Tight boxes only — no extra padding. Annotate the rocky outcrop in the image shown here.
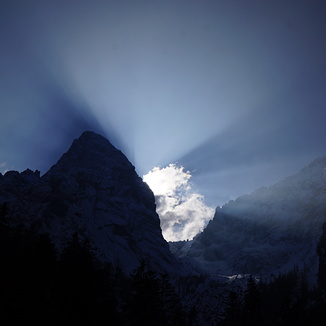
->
[176,157,326,279]
[0,131,179,274]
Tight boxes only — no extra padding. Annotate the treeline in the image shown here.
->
[2,202,326,325]
[0,221,189,325]
[221,269,326,326]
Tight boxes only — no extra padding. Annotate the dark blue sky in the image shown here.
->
[1,0,326,206]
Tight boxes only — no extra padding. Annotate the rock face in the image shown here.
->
[0,131,178,273]
[174,157,326,279]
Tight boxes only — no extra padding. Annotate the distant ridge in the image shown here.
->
[172,156,326,280]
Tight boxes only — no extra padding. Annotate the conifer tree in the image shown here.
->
[242,276,262,326]
[222,291,241,326]
[55,233,96,325]
[317,222,326,300]
[128,261,165,326]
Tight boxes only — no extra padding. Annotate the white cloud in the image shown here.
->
[143,164,214,242]
[0,162,6,174]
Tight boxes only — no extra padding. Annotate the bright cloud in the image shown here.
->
[0,162,7,174]
[143,164,215,242]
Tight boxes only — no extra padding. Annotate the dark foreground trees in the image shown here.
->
[0,218,186,325]
[220,269,326,326]
[1,205,326,326]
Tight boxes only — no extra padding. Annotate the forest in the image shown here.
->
[1,205,326,325]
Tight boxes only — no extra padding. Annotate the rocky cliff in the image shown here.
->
[0,131,178,274]
[172,157,326,279]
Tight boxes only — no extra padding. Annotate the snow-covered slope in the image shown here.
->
[0,131,179,274]
[174,157,326,278]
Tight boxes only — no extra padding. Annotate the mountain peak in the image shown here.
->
[0,131,179,274]
[276,155,326,188]
[44,130,156,213]
[180,155,326,277]
[303,156,326,177]
[45,131,126,175]
[69,130,112,145]
[307,156,326,167]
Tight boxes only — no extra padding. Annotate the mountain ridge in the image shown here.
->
[171,156,326,280]
[1,132,326,324]
[0,131,179,274]
[1,131,326,280]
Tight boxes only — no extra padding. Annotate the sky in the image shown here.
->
[1,0,326,240]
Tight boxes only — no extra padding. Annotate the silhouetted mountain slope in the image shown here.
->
[172,157,326,279]
[0,131,178,274]
[2,132,326,325]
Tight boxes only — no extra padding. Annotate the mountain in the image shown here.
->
[1,133,326,324]
[0,131,178,274]
[172,157,326,279]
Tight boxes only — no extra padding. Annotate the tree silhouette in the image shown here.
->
[222,291,241,326]
[55,233,97,325]
[0,210,57,325]
[127,261,165,325]
[159,273,185,325]
[317,222,326,299]
[242,276,262,326]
